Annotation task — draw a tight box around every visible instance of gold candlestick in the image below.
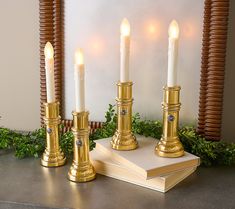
[68,111,96,183]
[41,102,66,167]
[111,82,138,151]
[155,86,184,158]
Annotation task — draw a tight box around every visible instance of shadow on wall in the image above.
[222,0,235,141]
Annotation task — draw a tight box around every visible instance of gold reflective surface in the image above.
[155,86,184,158]
[68,111,96,183]
[111,82,138,151]
[41,102,66,167]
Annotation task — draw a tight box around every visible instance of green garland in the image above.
[1,104,235,166]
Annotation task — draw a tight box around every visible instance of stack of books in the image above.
[90,136,200,193]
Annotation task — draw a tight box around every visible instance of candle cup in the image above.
[41,102,66,167]
[68,111,96,183]
[155,86,184,158]
[111,82,138,151]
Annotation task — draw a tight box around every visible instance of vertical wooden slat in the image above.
[204,0,230,140]
[61,0,65,118]
[53,0,63,116]
[197,0,212,136]
[61,119,103,134]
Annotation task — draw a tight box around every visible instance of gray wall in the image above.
[0,0,233,141]
[0,1,40,131]
[64,0,204,124]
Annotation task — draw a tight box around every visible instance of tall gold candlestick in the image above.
[68,111,96,182]
[111,82,138,151]
[155,86,184,158]
[41,102,66,167]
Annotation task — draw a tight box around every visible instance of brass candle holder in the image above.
[68,111,96,183]
[111,82,138,151]
[155,86,184,158]
[41,102,66,167]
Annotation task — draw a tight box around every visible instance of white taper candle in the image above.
[74,48,85,112]
[167,20,179,87]
[120,18,131,82]
[44,42,55,103]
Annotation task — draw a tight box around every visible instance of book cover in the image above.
[91,149,196,193]
[95,136,200,179]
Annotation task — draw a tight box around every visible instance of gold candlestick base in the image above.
[155,86,184,158]
[111,82,138,151]
[41,102,66,167]
[68,111,96,183]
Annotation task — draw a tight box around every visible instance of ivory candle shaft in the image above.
[167,37,179,87]
[45,58,55,103]
[120,36,130,82]
[74,64,85,112]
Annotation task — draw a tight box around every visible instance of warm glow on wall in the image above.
[92,42,102,51]
[148,24,157,34]
[183,21,196,38]
[145,20,161,40]
[88,37,104,56]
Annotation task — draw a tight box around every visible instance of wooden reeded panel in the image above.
[198,0,230,140]
[197,0,211,136]
[205,0,230,140]
[39,0,230,138]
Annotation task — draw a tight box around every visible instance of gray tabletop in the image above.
[0,151,235,209]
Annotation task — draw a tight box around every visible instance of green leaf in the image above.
[1,104,235,167]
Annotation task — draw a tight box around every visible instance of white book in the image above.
[91,149,196,193]
[95,136,200,179]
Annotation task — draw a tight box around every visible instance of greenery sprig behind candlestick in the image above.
[1,104,235,166]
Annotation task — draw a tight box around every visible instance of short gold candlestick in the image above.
[68,111,96,183]
[41,102,66,167]
[111,82,138,151]
[155,86,184,158]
